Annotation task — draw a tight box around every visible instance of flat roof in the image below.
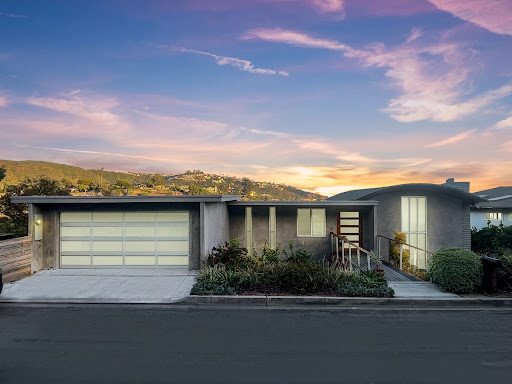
[11,195,241,204]
[227,200,378,206]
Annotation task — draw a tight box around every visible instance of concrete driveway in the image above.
[0,269,197,304]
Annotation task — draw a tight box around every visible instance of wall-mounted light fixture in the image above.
[34,214,43,241]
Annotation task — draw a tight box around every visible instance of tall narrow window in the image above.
[269,207,276,249]
[297,208,326,237]
[401,197,427,269]
[245,207,253,256]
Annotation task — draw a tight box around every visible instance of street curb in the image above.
[183,295,512,308]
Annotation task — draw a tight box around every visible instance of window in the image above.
[297,208,325,237]
[401,197,427,269]
[269,207,277,249]
[485,212,502,220]
[245,207,253,256]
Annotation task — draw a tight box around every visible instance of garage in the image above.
[60,211,190,267]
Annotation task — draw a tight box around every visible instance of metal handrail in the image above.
[376,234,432,275]
[330,232,372,271]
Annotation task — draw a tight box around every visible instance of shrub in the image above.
[389,231,410,269]
[429,248,483,293]
[472,224,512,254]
[496,251,512,291]
[206,238,251,268]
[251,242,280,266]
[360,269,387,287]
[283,240,312,263]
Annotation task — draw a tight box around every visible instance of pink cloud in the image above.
[244,27,512,122]
[427,0,512,36]
[426,129,476,148]
[0,95,7,107]
[345,0,435,17]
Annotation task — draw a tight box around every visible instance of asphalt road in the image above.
[1,305,511,384]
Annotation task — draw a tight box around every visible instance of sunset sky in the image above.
[1,0,511,195]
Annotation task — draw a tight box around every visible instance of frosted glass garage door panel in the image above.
[93,256,123,266]
[61,212,91,223]
[93,226,123,237]
[157,241,189,252]
[61,227,91,237]
[61,241,91,252]
[125,256,156,266]
[93,241,123,252]
[158,225,188,237]
[125,241,156,252]
[61,256,91,266]
[93,212,123,223]
[125,226,156,237]
[125,212,156,222]
[158,212,188,222]
[158,256,189,266]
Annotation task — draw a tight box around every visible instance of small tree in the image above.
[0,178,71,236]
[0,166,6,183]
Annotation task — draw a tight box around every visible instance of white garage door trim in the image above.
[60,211,190,268]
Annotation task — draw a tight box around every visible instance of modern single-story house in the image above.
[12,182,485,274]
[470,187,512,230]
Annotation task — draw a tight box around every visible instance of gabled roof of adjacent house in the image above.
[474,186,512,199]
[328,183,487,205]
[473,186,512,209]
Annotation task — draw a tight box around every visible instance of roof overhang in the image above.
[10,195,241,204]
[227,200,378,206]
[355,184,487,205]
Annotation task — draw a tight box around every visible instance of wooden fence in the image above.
[0,236,32,283]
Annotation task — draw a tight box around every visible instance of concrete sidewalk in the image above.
[388,281,458,298]
[0,269,197,304]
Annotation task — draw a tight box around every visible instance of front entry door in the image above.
[337,212,363,250]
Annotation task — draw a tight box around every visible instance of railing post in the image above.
[378,236,381,262]
[341,239,345,264]
[367,252,371,271]
[348,242,352,271]
[336,236,339,263]
[399,243,403,270]
[413,249,417,277]
[357,248,360,269]
[425,253,428,271]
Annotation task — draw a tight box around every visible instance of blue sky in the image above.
[1,0,511,194]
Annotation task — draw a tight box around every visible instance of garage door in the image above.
[60,211,189,267]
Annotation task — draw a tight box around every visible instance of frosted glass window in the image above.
[61,241,91,252]
[93,241,123,252]
[297,209,311,236]
[158,225,189,238]
[125,226,156,237]
[485,212,502,220]
[125,256,156,266]
[61,256,91,265]
[125,241,156,252]
[340,219,359,226]
[61,212,91,223]
[401,197,427,269]
[246,207,253,256]
[93,212,123,223]
[298,208,325,237]
[93,256,123,266]
[158,256,189,266]
[157,241,189,252]
[61,227,91,237]
[410,198,418,232]
[125,212,156,222]
[269,207,277,249]
[311,209,326,237]
[340,212,359,218]
[93,227,123,237]
[158,212,188,222]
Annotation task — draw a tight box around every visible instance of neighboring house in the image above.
[470,186,512,230]
[12,184,484,274]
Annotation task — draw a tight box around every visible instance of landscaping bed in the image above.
[191,239,395,298]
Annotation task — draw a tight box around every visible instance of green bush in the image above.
[472,224,512,254]
[496,251,512,291]
[389,231,411,269]
[429,248,483,293]
[206,238,252,268]
[251,242,280,266]
[283,241,312,263]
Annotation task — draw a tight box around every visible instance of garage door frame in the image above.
[59,211,190,268]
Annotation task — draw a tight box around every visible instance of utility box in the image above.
[481,256,503,294]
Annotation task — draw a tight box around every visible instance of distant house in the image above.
[471,186,512,230]
[13,182,485,275]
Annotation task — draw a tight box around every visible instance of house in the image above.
[470,186,512,230]
[12,184,485,274]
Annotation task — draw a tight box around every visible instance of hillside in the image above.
[0,160,325,201]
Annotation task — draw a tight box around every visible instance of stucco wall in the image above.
[200,202,230,263]
[372,189,469,262]
[30,202,201,271]
[228,205,375,261]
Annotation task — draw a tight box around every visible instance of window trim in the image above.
[297,208,326,238]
